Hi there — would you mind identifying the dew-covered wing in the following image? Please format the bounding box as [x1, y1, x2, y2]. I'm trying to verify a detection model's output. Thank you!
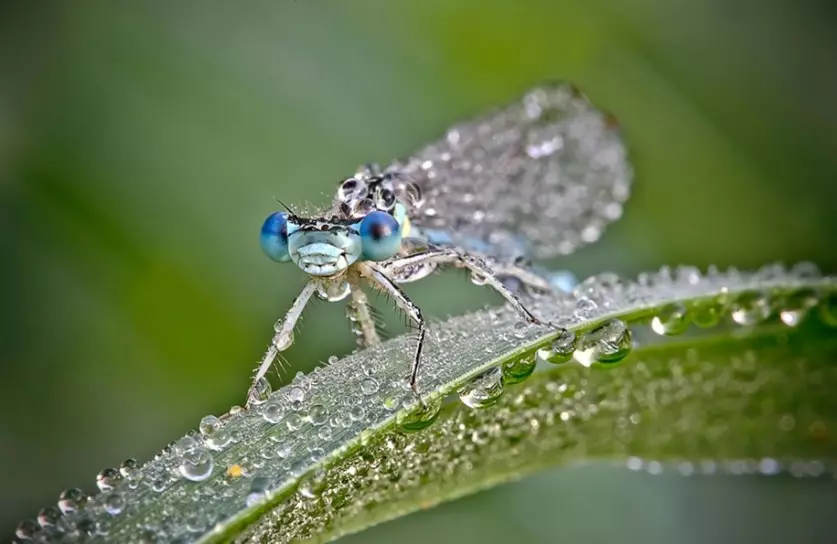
[386, 83, 632, 260]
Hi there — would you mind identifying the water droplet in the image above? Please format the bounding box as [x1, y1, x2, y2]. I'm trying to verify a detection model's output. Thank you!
[650, 303, 689, 335]
[246, 476, 271, 506]
[350, 405, 366, 421]
[779, 287, 819, 326]
[228, 405, 244, 416]
[692, 300, 723, 328]
[248, 377, 272, 405]
[272, 324, 294, 350]
[502, 354, 537, 384]
[96, 468, 122, 491]
[361, 377, 379, 395]
[286, 412, 304, 430]
[150, 477, 168, 492]
[119, 458, 139, 476]
[16, 519, 39, 540]
[397, 398, 442, 432]
[261, 402, 285, 424]
[574, 319, 632, 367]
[205, 428, 232, 451]
[459, 367, 505, 408]
[298, 470, 327, 499]
[382, 396, 400, 411]
[731, 290, 771, 325]
[103, 492, 126, 515]
[316, 280, 351, 301]
[37, 507, 61, 528]
[820, 292, 837, 327]
[318, 426, 333, 440]
[307, 404, 328, 426]
[173, 436, 198, 455]
[288, 386, 306, 403]
[536, 329, 577, 364]
[57, 488, 87, 514]
[573, 296, 598, 317]
[179, 448, 214, 482]
[327, 355, 339, 365]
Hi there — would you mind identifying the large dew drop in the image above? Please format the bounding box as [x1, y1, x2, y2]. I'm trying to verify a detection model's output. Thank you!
[650, 303, 690, 335]
[536, 329, 577, 364]
[573, 319, 633, 367]
[731, 290, 771, 325]
[458, 367, 505, 408]
[779, 287, 819, 327]
[502, 354, 537, 384]
[179, 448, 214, 482]
[397, 397, 442, 432]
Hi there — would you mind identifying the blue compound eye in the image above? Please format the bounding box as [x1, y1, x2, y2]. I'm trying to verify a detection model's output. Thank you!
[260, 212, 291, 262]
[359, 210, 401, 261]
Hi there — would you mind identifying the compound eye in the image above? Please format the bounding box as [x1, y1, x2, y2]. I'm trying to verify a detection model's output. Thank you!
[260, 212, 291, 262]
[359, 210, 402, 261]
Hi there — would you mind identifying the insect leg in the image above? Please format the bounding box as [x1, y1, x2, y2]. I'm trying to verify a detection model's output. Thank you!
[247, 280, 318, 406]
[359, 263, 428, 395]
[346, 285, 382, 349]
[384, 248, 544, 325]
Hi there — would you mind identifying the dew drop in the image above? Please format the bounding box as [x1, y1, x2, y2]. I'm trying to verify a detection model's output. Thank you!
[205, 428, 232, 451]
[327, 355, 339, 365]
[349, 405, 366, 421]
[730, 290, 771, 325]
[173, 436, 198, 455]
[119, 458, 139, 476]
[573, 296, 598, 317]
[298, 470, 327, 499]
[248, 377, 272, 405]
[96, 467, 122, 492]
[574, 319, 632, 367]
[287, 386, 306, 403]
[458, 367, 505, 408]
[37, 507, 61, 528]
[361, 377, 379, 395]
[397, 397, 442, 432]
[16, 519, 39, 540]
[246, 476, 271, 507]
[536, 329, 577, 364]
[316, 280, 351, 301]
[57, 488, 87, 514]
[382, 396, 400, 411]
[650, 303, 689, 335]
[272, 326, 294, 351]
[307, 404, 328, 426]
[179, 448, 214, 482]
[692, 300, 724, 328]
[261, 402, 285, 424]
[502, 354, 537, 384]
[779, 287, 819, 327]
[103, 492, 126, 515]
[286, 412, 304, 430]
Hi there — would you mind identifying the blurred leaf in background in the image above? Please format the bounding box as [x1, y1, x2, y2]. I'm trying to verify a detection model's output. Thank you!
[1, 0, 835, 540]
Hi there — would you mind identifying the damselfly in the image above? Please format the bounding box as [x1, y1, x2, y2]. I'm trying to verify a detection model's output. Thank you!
[249, 82, 632, 405]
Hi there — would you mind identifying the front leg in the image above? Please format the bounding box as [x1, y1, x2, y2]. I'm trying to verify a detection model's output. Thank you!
[358, 263, 428, 395]
[382, 247, 545, 325]
[247, 281, 318, 407]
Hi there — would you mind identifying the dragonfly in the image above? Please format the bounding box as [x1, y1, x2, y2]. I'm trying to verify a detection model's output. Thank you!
[248, 82, 632, 405]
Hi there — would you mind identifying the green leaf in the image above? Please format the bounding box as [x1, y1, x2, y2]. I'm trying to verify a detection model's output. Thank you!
[19, 266, 837, 543]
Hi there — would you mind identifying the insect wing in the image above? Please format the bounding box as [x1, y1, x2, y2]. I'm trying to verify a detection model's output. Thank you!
[386, 82, 632, 260]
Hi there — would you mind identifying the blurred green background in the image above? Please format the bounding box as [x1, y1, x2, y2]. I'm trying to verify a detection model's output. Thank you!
[2, 0, 836, 541]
